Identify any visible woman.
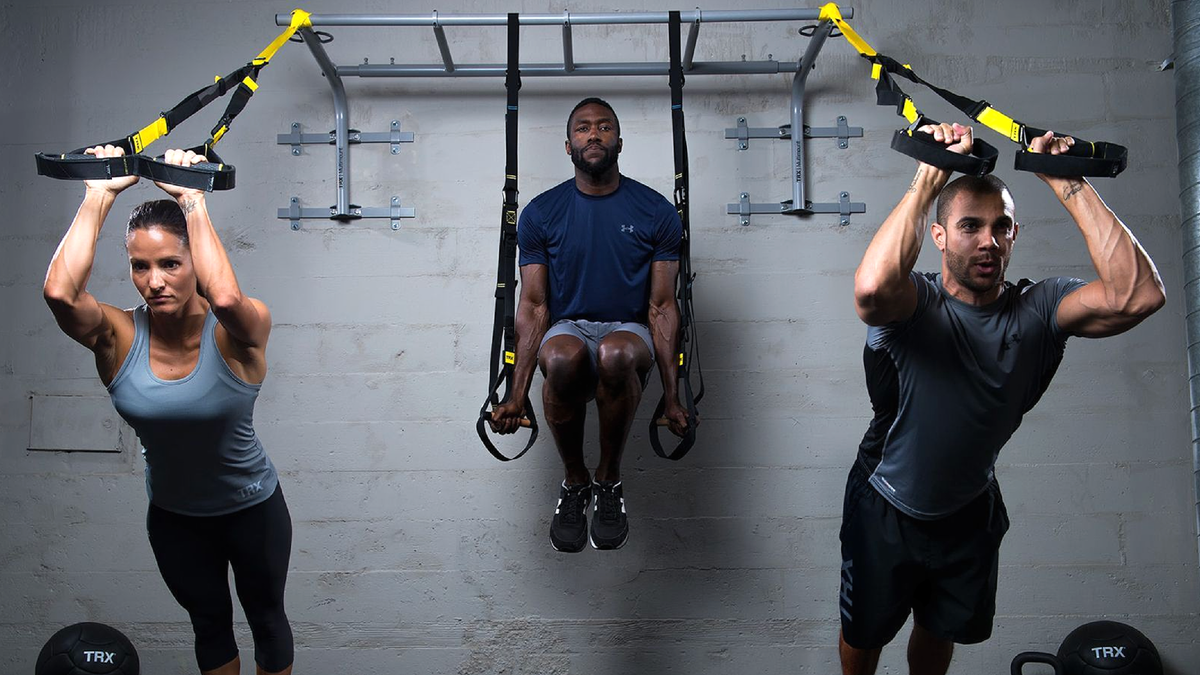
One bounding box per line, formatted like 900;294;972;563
43;146;294;675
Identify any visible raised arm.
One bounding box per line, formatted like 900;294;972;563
853;124;967;326
489;263;551;434
43;145;138;381
648;260;689;436
1030;133;1166;338
154;149;271;349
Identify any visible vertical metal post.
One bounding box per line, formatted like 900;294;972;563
562;12;574;72
433;11;456;72
683;13;700;71
790;18;832;210
298;25;353;219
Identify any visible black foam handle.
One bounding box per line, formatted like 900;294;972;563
890;127;999;177
35;150;235;191
35;153;136;181
1013;140;1128;178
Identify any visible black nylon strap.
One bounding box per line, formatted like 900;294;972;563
34;61;265;191
648;10;703;462
868;53;1127;177
477;12;538;462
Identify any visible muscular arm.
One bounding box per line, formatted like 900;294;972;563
648;260;689;434
44;188;122;350
508;263;552;408
648;260;682;403
855;123;968;326
43;147;139;381
177;194;270;348
1051;177;1165;337
854;163;950;326
157;150;270;349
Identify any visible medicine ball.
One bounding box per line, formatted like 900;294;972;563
34;622;139;675
1056;621;1162;675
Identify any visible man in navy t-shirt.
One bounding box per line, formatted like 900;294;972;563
840;122;1166;675
489;97;689;552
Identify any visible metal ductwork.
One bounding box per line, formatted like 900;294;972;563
1173;0;1200;568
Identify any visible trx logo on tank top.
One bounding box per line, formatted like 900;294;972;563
237;480;265;499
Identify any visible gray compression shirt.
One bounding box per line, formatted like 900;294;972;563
857;271;1085;519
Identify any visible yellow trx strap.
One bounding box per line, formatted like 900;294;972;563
253;9;312;66
818;3;1024;143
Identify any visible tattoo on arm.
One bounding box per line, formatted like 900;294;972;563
907;167;924;194
1062;180;1085;201
179;198;197;215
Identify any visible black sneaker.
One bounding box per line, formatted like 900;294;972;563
550;481;592;553
589;480;629;550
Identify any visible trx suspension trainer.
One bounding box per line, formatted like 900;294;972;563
819;3;1127;178
34;10;312;191
648;10;705;462
477;13;539;462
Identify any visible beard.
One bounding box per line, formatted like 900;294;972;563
945;247;1008;294
570;140;619;178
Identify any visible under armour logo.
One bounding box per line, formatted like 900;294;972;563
83;651;116;664
1091;646;1126;659
620;224;634;233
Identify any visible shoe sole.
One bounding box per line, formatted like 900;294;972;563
589;529;628;551
550;533;588;553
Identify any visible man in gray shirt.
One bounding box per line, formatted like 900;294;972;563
840;123;1166;675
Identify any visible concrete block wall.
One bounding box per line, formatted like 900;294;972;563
1;0;1193;672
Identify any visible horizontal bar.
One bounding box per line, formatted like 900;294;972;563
724;201;866;215
340;60;800;78
277;7;852;27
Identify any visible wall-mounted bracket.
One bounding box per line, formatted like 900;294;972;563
728;190;865;227
278;195;415;231
279;120;414;155
725;18;867;225
726;115;861;150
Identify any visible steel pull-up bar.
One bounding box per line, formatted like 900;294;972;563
274;7;863;229
275;8;850;27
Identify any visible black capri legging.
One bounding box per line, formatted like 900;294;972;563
147;484;293;672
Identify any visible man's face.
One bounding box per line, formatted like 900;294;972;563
566;103;621;177
933;190;1018;297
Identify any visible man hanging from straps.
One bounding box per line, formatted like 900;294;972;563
839;123;1165;675
489;98;690;552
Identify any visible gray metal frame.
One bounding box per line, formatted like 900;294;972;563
724;19;865;225
274;7;859;229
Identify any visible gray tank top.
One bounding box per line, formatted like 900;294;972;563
108;305;277;516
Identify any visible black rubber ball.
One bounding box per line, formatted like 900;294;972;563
35;622;139;675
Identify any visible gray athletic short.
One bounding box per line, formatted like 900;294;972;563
540;319;654;369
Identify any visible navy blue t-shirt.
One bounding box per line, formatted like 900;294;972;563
518;176;682;324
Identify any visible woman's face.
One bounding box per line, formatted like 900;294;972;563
126;226;195;314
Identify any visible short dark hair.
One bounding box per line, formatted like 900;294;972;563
567;97;620;137
936;174;1013;226
126;199;188;246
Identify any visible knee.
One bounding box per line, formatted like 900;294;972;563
190;612;238;671
246;607;294;672
595;339;645;384
539;340;590;386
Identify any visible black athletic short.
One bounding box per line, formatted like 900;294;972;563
838;460;1010;649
